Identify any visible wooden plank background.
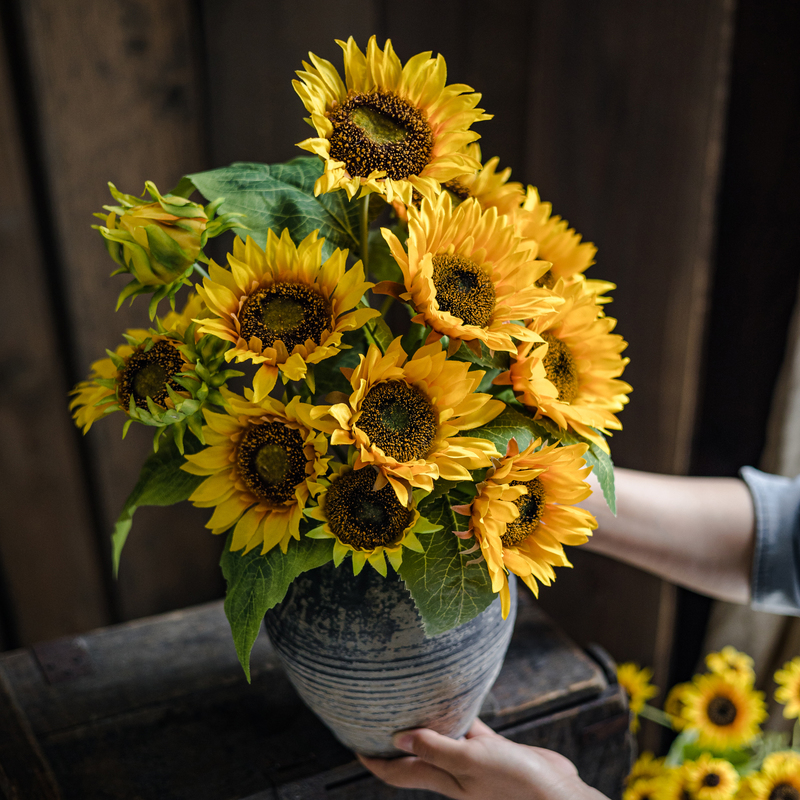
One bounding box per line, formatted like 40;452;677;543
1;0;796;741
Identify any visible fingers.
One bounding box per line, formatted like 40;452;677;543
393;728;468;772
357;753;464;798
465;717;498;738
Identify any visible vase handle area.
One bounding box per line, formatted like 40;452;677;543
263;563;518;757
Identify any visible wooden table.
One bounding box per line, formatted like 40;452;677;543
0;597;632;799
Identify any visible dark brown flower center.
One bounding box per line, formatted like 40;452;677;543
324;468;413;550
541;332;579;403
357;380;438;462
443;178;472;202
535;269;555;289
707;695;738;726
119;340;184;410
501;478;547;547
703;773;721;787
328;90;433;181
770;785;800;800
431;254;496;328
236;422;307;504
239;283;332;352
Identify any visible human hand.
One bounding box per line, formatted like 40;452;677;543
357;718;608;800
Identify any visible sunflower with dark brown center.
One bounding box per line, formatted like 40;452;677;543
118;340;185;410
746;753;800;800
496;279;631;453
379;194;559;357
196;228;378;399
183;374;330;557
466;437;596;619
684;753;739;800
294;36;490;204
682;672;766;751
306;464;440;576
298;337;501;508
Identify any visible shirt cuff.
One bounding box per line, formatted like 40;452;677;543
740;466;800;616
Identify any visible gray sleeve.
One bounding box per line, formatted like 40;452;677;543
740;466;800;616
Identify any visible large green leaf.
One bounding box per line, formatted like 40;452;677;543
399;496;496;636
220;533;334;681
111;437;203;576
471;405;616;513
187;158;362;258
451;340;510;371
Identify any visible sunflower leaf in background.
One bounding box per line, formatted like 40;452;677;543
367;227;404;284
187;157;362;259
111;436;204;576
583;440;616;515
220;532;335;682
470;405;554;452
452;340;510;371
399;495;496;636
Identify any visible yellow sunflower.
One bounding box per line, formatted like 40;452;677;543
706;647;756;687
293;36;490;204
684;754;740;800
379;193;559;355
195;229;378;398
513;185;612;301
495;279;631;451
617;663;659;732
628;753;667;787
70;293;204;433
463;437;596;618
655;765;692;800
682;672;767;751
624;777;663;800
775;657;800;719
305;464;438;575
299;337;502;507
181;375;330;556
665;682;692;730
746;754;800;800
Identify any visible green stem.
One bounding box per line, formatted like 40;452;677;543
379;295;394;317
638;704;676;729
360;194;370;275
793;719;800;749
192;262;210;280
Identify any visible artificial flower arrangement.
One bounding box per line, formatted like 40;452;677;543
71;37;630;678
619;649;800;799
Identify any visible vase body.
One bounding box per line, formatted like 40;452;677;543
263;562;517;757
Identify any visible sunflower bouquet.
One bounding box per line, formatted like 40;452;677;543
619;650;800;799
71;37;630;677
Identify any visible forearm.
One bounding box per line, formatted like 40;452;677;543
580;467;755;603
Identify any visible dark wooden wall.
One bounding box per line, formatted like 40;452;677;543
1;0;796;724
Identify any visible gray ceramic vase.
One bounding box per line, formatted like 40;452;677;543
263;561;517;757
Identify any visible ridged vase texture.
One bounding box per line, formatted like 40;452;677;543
263;562;518;756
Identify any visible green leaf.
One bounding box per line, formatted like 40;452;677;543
187;158;362;258
399;495;496;636
451;341;510;371
367;226;403;284
111;436;203;576
221;533;334;681
583;440;616;515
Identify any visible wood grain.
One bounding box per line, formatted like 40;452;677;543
17;0;225;622
0;9;109;645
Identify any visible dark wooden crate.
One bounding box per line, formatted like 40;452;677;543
0;596;632;799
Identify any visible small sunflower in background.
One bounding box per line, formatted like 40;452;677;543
684;753;739;800
380;193;559;356
293;36;489;204
496;279;631;451
464;437;596;618
682;672;767;751
70;293;212;448
617;663;659;732
627;752;666;787
195;229;378;397
182;374;330;556
745;751;800;800
622;776;662;800
305;464;439;576
775;657;800;719
706;646;756;687
300;337;501;507
656;763;694;800
664;682;692;730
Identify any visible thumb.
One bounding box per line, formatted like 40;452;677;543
393;728;467;772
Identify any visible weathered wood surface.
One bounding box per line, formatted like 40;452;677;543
0;598;630;799
0;8;109;645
